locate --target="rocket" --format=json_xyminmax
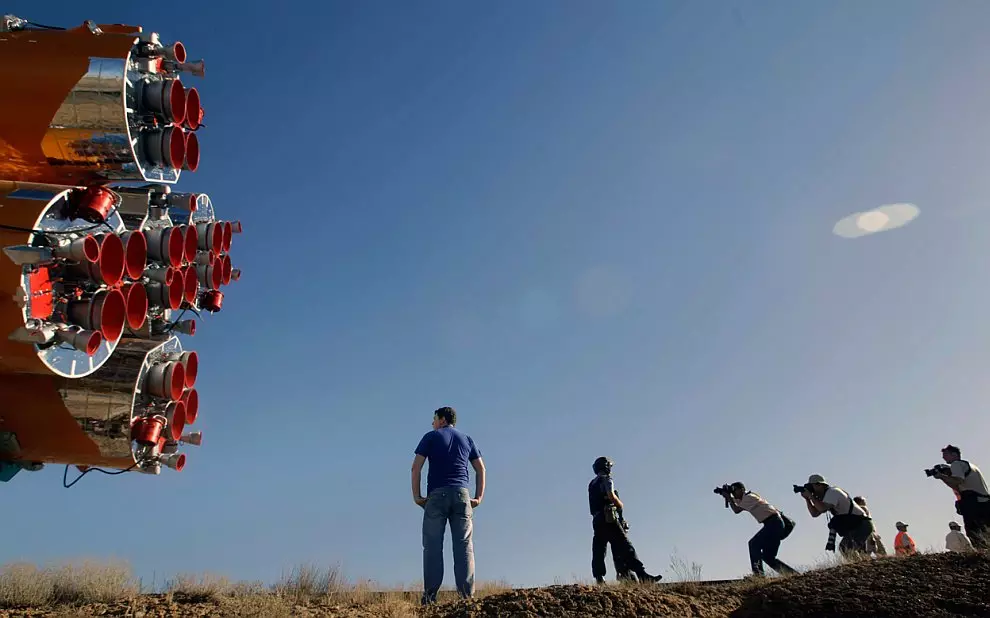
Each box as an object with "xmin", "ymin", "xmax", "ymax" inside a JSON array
[{"xmin": 0, "ymin": 15, "xmax": 238, "ymax": 483}]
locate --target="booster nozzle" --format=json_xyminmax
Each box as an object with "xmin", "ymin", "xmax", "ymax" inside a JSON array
[{"xmin": 179, "ymin": 431, "xmax": 202, "ymax": 446}]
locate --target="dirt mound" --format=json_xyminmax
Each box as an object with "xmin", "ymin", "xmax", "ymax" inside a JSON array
[
  {"xmin": 734, "ymin": 552, "xmax": 990, "ymax": 617},
  {"xmin": 427, "ymin": 552, "xmax": 990, "ymax": 618},
  {"xmin": 2, "ymin": 552, "xmax": 988, "ymax": 617},
  {"xmin": 424, "ymin": 584, "xmax": 738, "ymax": 618}
]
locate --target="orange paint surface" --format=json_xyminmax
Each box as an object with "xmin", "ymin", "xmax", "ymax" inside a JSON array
[{"xmin": 0, "ymin": 193, "xmax": 49, "ymax": 374}]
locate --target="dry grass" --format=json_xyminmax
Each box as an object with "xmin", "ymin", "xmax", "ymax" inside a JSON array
[
  {"xmin": 0, "ymin": 558, "xmax": 513, "ymax": 614},
  {"xmin": 0, "ymin": 559, "xmax": 138, "ymax": 608}
]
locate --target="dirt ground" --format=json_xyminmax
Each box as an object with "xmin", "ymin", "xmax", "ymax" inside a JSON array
[{"xmin": 1, "ymin": 552, "xmax": 987, "ymax": 617}]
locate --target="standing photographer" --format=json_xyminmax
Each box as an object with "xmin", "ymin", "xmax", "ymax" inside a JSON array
[
  {"xmin": 716, "ymin": 482, "xmax": 797, "ymax": 576},
  {"xmin": 930, "ymin": 445, "xmax": 990, "ymax": 549},
  {"xmin": 798, "ymin": 474, "xmax": 874, "ymax": 557}
]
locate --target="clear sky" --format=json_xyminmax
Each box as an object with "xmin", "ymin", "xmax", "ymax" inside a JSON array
[{"xmin": 4, "ymin": 0, "xmax": 990, "ymax": 587}]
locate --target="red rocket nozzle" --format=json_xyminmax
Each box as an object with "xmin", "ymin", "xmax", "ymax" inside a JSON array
[
  {"xmin": 201, "ymin": 289, "xmax": 223, "ymax": 313},
  {"xmin": 182, "ymin": 266, "xmax": 199, "ymax": 304},
  {"xmin": 55, "ymin": 328, "xmax": 102, "ymax": 356},
  {"xmin": 53, "ymin": 234, "xmax": 100, "ymax": 263},
  {"xmin": 95, "ymin": 233, "xmax": 126, "ymax": 287},
  {"xmin": 122, "ymin": 282, "xmax": 149, "ymax": 330},
  {"xmin": 183, "ymin": 131, "xmax": 200, "ymax": 172},
  {"xmin": 147, "ymin": 360, "xmax": 186, "ymax": 400},
  {"xmin": 121, "ymin": 231, "xmax": 148, "ymax": 280},
  {"xmin": 142, "ymin": 126, "xmax": 186, "ymax": 169},
  {"xmin": 195, "ymin": 222, "xmax": 222, "ymax": 254},
  {"xmin": 180, "ymin": 387, "xmax": 198, "ymax": 424},
  {"xmin": 68, "ymin": 289, "xmax": 126, "ymax": 344},
  {"xmin": 219, "ymin": 254, "xmax": 232, "ymax": 286},
  {"xmin": 179, "ymin": 351, "xmax": 198, "ymax": 388},
  {"xmin": 183, "ymin": 225, "xmax": 198, "ymax": 264},
  {"xmin": 221, "ymin": 221, "xmax": 232, "ymax": 252},
  {"xmin": 68, "ymin": 187, "xmax": 117, "ymax": 224},
  {"xmin": 164, "ymin": 400, "xmax": 187, "ymax": 441},
  {"xmin": 185, "ymin": 87, "xmax": 202, "ymax": 130},
  {"xmin": 164, "ymin": 41, "xmax": 187, "ymax": 64},
  {"xmin": 161, "ymin": 452, "xmax": 186, "ymax": 471},
  {"xmin": 167, "ymin": 278, "xmax": 183, "ymax": 310},
  {"xmin": 195, "ymin": 264, "xmax": 221, "ymax": 290}
]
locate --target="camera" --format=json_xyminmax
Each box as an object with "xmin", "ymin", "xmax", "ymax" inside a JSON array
[
  {"xmin": 924, "ymin": 464, "xmax": 951, "ymax": 478},
  {"xmin": 713, "ymin": 484, "xmax": 731, "ymax": 496},
  {"xmin": 793, "ymin": 483, "xmax": 811, "ymax": 494}
]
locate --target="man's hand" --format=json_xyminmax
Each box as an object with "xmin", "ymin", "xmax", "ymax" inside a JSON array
[
  {"xmin": 415, "ymin": 496, "xmax": 427, "ymax": 508},
  {"xmin": 470, "ymin": 497, "xmax": 482, "ymax": 508}
]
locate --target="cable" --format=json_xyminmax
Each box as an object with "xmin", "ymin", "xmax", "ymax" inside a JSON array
[{"xmin": 62, "ymin": 461, "xmax": 139, "ymax": 488}]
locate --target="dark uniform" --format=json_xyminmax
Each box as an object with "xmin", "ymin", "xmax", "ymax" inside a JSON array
[{"xmin": 588, "ymin": 457, "xmax": 661, "ymax": 584}]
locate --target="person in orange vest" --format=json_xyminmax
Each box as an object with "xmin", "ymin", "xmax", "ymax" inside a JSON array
[{"xmin": 894, "ymin": 522, "xmax": 917, "ymax": 556}]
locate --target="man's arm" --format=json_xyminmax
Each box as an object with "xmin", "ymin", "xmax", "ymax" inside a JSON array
[
  {"xmin": 727, "ymin": 498, "xmax": 744, "ymax": 514},
  {"xmin": 939, "ymin": 472, "xmax": 964, "ymax": 490},
  {"xmin": 470, "ymin": 456, "xmax": 485, "ymax": 507},
  {"xmin": 411, "ymin": 454, "xmax": 427, "ymax": 507},
  {"xmin": 803, "ymin": 492, "xmax": 826, "ymax": 517}
]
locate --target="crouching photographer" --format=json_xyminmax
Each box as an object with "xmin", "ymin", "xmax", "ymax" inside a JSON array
[
  {"xmin": 796, "ymin": 474, "xmax": 874, "ymax": 557},
  {"xmin": 927, "ymin": 445, "xmax": 990, "ymax": 549},
  {"xmin": 715, "ymin": 482, "xmax": 797, "ymax": 576}
]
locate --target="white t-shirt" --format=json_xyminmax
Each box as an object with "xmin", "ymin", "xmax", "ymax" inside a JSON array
[
  {"xmin": 822, "ymin": 486, "xmax": 868, "ymax": 517},
  {"xmin": 950, "ymin": 460, "xmax": 990, "ymax": 502},
  {"xmin": 946, "ymin": 530, "xmax": 973, "ymax": 552},
  {"xmin": 733, "ymin": 492, "xmax": 779, "ymax": 523}
]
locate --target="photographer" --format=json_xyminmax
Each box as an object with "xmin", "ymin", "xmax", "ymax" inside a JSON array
[
  {"xmin": 929, "ymin": 445, "xmax": 990, "ymax": 549},
  {"xmin": 716, "ymin": 482, "xmax": 797, "ymax": 576},
  {"xmin": 588, "ymin": 456, "xmax": 662, "ymax": 584},
  {"xmin": 798, "ymin": 474, "xmax": 874, "ymax": 557}
]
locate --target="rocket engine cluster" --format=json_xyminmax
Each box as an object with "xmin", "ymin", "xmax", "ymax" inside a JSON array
[{"xmin": 0, "ymin": 15, "xmax": 237, "ymax": 482}]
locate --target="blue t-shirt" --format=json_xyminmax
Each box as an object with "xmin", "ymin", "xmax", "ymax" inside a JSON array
[{"xmin": 415, "ymin": 426, "xmax": 482, "ymax": 494}]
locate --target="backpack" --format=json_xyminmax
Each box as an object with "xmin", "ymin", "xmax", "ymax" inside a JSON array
[{"xmin": 780, "ymin": 512, "xmax": 796, "ymax": 540}]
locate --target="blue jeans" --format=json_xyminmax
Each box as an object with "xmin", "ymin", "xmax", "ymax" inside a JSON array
[
  {"xmin": 749, "ymin": 514, "xmax": 796, "ymax": 575},
  {"xmin": 422, "ymin": 486, "xmax": 475, "ymax": 603}
]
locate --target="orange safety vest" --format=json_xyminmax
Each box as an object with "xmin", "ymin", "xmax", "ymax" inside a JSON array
[{"xmin": 894, "ymin": 531, "xmax": 916, "ymax": 555}]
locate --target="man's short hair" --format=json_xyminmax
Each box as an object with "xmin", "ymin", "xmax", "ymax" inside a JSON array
[
  {"xmin": 942, "ymin": 444, "xmax": 961, "ymax": 455},
  {"xmin": 730, "ymin": 482, "xmax": 746, "ymax": 492},
  {"xmin": 434, "ymin": 406, "xmax": 457, "ymax": 426}
]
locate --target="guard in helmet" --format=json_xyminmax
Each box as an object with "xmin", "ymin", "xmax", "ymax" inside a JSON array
[{"xmin": 588, "ymin": 456, "xmax": 662, "ymax": 584}]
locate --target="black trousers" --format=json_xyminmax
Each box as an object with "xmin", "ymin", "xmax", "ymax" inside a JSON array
[
  {"xmin": 592, "ymin": 516, "xmax": 644, "ymax": 579},
  {"xmin": 960, "ymin": 499, "xmax": 990, "ymax": 549},
  {"xmin": 748, "ymin": 514, "xmax": 796, "ymax": 575}
]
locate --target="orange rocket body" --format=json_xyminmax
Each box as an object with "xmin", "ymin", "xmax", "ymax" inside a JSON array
[{"xmin": 0, "ymin": 16, "xmax": 227, "ymax": 480}]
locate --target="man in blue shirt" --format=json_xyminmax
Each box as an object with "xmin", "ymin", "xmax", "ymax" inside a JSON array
[{"xmin": 411, "ymin": 406, "xmax": 485, "ymax": 605}]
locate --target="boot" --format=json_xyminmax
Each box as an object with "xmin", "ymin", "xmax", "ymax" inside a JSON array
[
  {"xmin": 635, "ymin": 569, "xmax": 662, "ymax": 583},
  {"xmin": 595, "ymin": 576, "xmax": 606, "ymax": 585}
]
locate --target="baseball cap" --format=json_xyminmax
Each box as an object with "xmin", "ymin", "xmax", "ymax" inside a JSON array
[{"xmin": 808, "ymin": 474, "xmax": 827, "ymax": 485}]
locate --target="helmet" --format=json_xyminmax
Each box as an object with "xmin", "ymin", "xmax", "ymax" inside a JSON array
[{"xmin": 593, "ymin": 456, "xmax": 614, "ymax": 475}]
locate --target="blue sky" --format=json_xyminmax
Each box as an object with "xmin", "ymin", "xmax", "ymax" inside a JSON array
[{"xmin": 5, "ymin": 0, "xmax": 990, "ymax": 586}]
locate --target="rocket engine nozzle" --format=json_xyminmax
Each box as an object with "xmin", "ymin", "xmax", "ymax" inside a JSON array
[
  {"xmin": 52, "ymin": 235, "xmax": 100, "ymax": 263},
  {"xmin": 121, "ymin": 230, "xmax": 148, "ymax": 280},
  {"xmin": 121, "ymin": 282, "xmax": 149, "ymax": 331},
  {"xmin": 180, "ymin": 387, "xmax": 198, "ymax": 424},
  {"xmin": 160, "ymin": 452, "xmax": 186, "ymax": 471},
  {"xmin": 67, "ymin": 289, "xmax": 126, "ymax": 344},
  {"xmin": 54, "ymin": 327, "xmax": 102, "ymax": 356},
  {"xmin": 146, "ymin": 360, "xmax": 185, "ymax": 400},
  {"xmin": 179, "ymin": 431, "xmax": 202, "ymax": 446}
]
